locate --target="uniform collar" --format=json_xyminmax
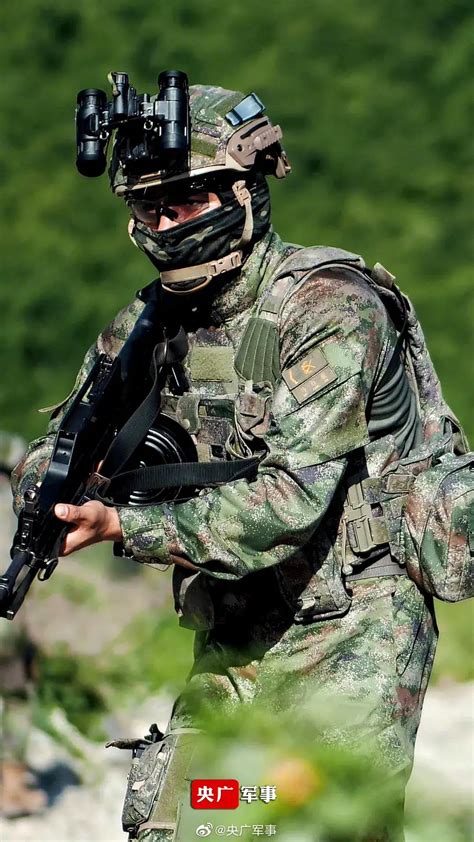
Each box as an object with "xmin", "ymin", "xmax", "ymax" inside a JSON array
[{"xmin": 209, "ymin": 228, "xmax": 290, "ymax": 323}]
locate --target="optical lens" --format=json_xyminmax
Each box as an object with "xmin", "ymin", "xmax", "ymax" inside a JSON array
[
  {"xmin": 128, "ymin": 190, "xmax": 212, "ymax": 227},
  {"xmin": 126, "ymin": 172, "xmax": 245, "ymax": 228}
]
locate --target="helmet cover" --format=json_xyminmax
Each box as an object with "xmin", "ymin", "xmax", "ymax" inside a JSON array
[{"xmin": 110, "ymin": 85, "xmax": 290, "ymax": 195}]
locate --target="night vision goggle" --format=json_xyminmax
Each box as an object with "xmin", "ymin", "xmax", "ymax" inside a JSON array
[{"xmin": 76, "ymin": 70, "xmax": 190, "ymax": 178}]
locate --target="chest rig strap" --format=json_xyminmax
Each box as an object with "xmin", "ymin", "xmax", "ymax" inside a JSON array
[{"xmin": 342, "ymin": 469, "xmax": 414, "ymax": 578}]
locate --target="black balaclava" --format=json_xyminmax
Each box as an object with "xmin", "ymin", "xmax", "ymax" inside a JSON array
[{"xmin": 128, "ymin": 173, "xmax": 271, "ymax": 292}]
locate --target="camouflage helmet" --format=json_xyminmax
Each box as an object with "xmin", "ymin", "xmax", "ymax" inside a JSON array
[{"xmin": 110, "ymin": 84, "xmax": 291, "ymax": 196}]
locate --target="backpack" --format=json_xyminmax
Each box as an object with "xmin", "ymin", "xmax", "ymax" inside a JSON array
[{"xmin": 402, "ymin": 452, "xmax": 474, "ymax": 601}]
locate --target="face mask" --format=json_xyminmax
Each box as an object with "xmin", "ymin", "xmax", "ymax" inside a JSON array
[{"xmin": 129, "ymin": 177, "xmax": 271, "ymax": 271}]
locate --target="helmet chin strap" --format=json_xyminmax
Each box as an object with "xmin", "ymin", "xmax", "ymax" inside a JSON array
[{"xmin": 160, "ymin": 180, "xmax": 254, "ymax": 295}]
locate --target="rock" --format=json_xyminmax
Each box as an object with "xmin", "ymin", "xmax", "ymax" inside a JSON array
[
  {"xmin": 0, "ymin": 761, "xmax": 47, "ymax": 820},
  {"xmin": 406, "ymin": 681, "xmax": 474, "ymax": 806}
]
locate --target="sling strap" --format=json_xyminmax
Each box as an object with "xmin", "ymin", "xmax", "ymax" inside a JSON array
[
  {"xmin": 94, "ymin": 457, "xmax": 260, "ymax": 503},
  {"xmin": 99, "ymin": 328, "xmax": 188, "ymax": 480}
]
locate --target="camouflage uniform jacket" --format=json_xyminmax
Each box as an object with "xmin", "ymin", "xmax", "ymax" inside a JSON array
[{"xmin": 11, "ymin": 228, "xmax": 463, "ymax": 628}]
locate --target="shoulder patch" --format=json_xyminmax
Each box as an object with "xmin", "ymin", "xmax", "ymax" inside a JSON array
[
  {"xmin": 283, "ymin": 347, "xmax": 338, "ymax": 404},
  {"xmin": 283, "ymin": 347, "xmax": 327, "ymax": 389}
]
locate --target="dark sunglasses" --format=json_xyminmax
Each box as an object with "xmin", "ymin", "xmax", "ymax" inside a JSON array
[{"xmin": 126, "ymin": 173, "xmax": 245, "ymax": 226}]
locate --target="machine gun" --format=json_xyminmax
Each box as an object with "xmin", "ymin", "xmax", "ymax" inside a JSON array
[{"xmin": 0, "ymin": 293, "xmax": 194, "ymax": 620}]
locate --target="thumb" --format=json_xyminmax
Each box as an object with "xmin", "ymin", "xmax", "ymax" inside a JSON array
[{"xmin": 55, "ymin": 504, "xmax": 81, "ymax": 523}]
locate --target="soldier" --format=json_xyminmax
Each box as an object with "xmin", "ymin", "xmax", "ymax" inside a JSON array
[{"xmin": 11, "ymin": 80, "xmax": 469, "ymax": 840}]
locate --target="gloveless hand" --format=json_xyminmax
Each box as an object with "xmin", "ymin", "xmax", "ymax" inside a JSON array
[{"xmin": 54, "ymin": 501, "xmax": 122, "ymax": 556}]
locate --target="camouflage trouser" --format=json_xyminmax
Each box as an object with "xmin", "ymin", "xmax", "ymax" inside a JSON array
[{"xmin": 125, "ymin": 575, "xmax": 437, "ymax": 841}]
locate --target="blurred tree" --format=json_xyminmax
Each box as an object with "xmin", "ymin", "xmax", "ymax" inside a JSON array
[{"xmin": 0, "ymin": 0, "xmax": 472, "ymax": 439}]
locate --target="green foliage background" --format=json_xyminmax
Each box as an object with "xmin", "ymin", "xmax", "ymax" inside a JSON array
[
  {"xmin": 1, "ymin": 0, "xmax": 472, "ymax": 725},
  {"xmin": 1, "ymin": 0, "xmax": 472, "ymax": 443}
]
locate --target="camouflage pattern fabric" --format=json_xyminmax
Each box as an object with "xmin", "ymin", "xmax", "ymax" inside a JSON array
[
  {"xmin": 125, "ymin": 572, "xmax": 433, "ymax": 841},
  {"xmin": 110, "ymin": 85, "xmax": 283, "ymax": 196},
  {"xmin": 403, "ymin": 452, "xmax": 474, "ymax": 601},
  {"xmin": 171, "ymin": 575, "xmax": 435, "ymax": 761},
  {"xmin": 11, "ymin": 231, "xmax": 285, "ymax": 511},
  {"xmin": 114, "ymin": 243, "xmax": 440, "ymax": 587},
  {"xmin": 11, "ymin": 228, "xmax": 465, "ymax": 840},
  {"xmin": 168, "ymin": 576, "xmax": 433, "ymax": 842}
]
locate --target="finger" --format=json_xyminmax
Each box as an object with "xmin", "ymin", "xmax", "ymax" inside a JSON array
[
  {"xmin": 60, "ymin": 532, "xmax": 87, "ymax": 556},
  {"xmin": 59, "ymin": 524, "xmax": 95, "ymax": 556},
  {"xmin": 54, "ymin": 504, "xmax": 84, "ymax": 523}
]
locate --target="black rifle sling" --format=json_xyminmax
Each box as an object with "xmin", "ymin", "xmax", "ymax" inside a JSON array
[
  {"xmin": 99, "ymin": 338, "xmax": 172, "ymax": 479},
  {"xmin": 103, "ymin": 457, "xmax": 260, "ymax": 500}
]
